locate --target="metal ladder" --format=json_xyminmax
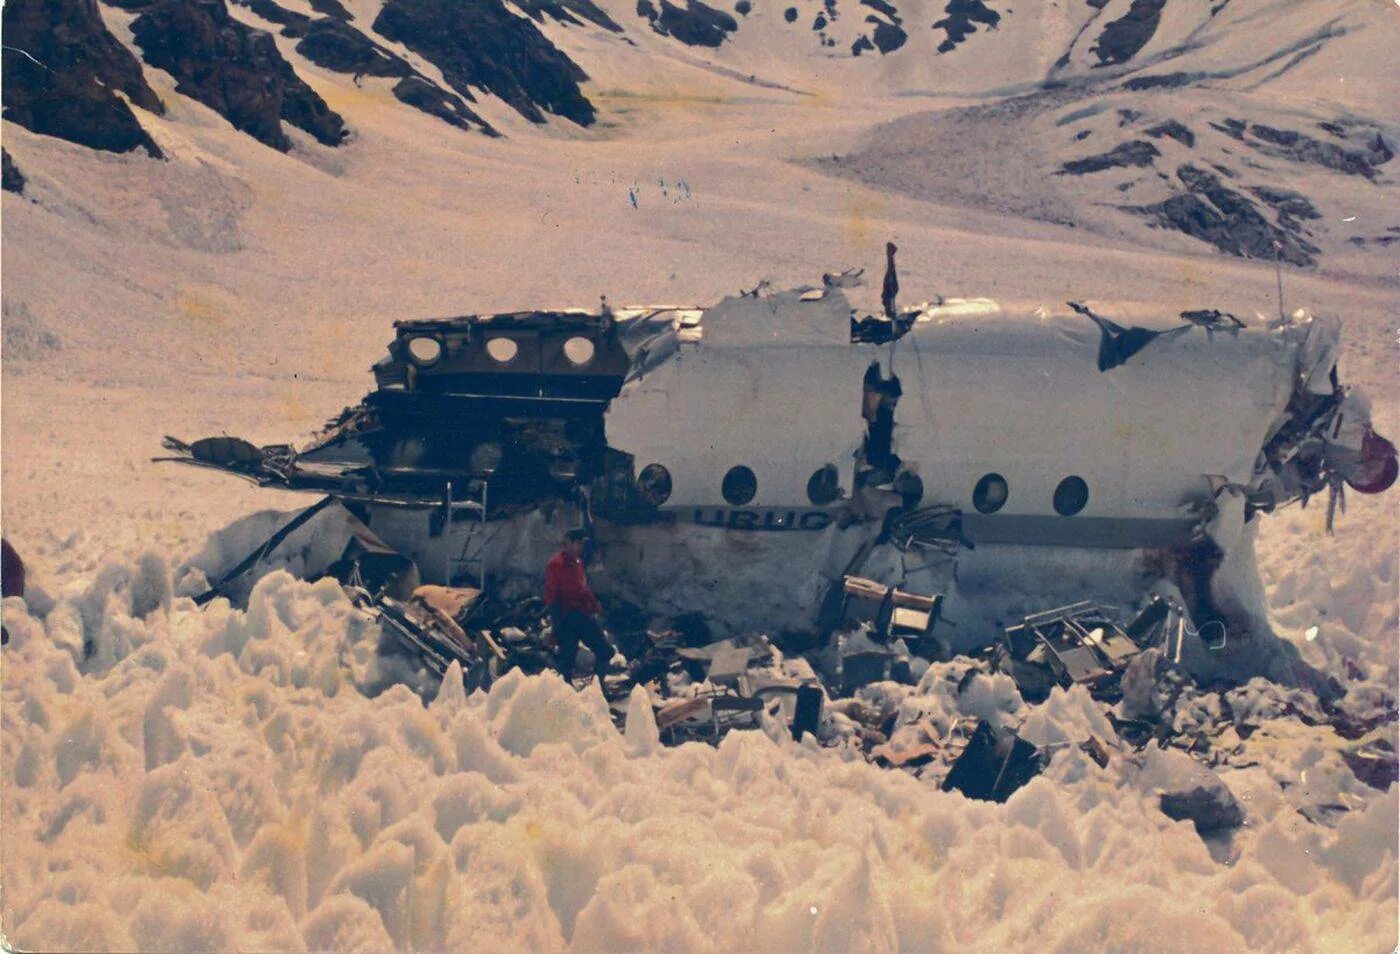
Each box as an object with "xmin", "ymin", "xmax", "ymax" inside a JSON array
[{"xmin": 445, "ymin": 479, "xmax": 492, "ymax": 587}]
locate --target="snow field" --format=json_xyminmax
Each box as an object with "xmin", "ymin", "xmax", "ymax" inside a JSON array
[{"xmin": 2, "ymin": 560, "xmax": 1396, "ymax": 951}]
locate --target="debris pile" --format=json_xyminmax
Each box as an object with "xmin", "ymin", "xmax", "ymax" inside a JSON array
[{"xmin": 332, "ymin": 552, "xmax": 1395, "ymax": 830}]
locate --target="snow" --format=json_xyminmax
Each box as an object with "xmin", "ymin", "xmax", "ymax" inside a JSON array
[
  {"xmin": 3, "ymin": 577, "xmax": 1395, "ymax": 950},
  {"xmin": 3, "ymin": 0, "xmax": 1397, "ymax": 947}
]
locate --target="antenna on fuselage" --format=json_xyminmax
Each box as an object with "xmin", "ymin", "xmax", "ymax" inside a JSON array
[{"xmin": 882, "ymin": 241, "xmax": 899, "ymax": 374}]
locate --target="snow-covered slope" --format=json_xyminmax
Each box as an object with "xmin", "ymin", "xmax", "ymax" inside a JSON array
[{"xmin": 2, "ymin": 0, "xmax": 1397, "ymax": 948}]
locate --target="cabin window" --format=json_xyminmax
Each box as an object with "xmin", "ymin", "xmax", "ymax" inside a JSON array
[
  {"xmin": 807, "ymin": 464, "xmax": 841, "ymax": 505},
  {"xmin": 405, "ymin": 335, "xmax": 443, "ymax": 366},
  {"xmin": 563, "ymin": 336, "xmax": 596, "ymax": 367},
  {"xmin": 722, "ymin": 465, "xmax": 757, "ymax": 505},
  {"xmin": 637, "ymin": 463, "xmax": 672, "ymax": 506},
  {"xmin": 485, "ymin": 337, "xmax": 519, "ymax": 365},
  {"xmin": 972, "ymin": 473, "xmax": 1009, "ymax": 514},
  {"xmin": 894, "ymin": 470, "xmax": 924, "ymax": 510},
  {"xmin": 1054, "ymin": 476, "xmax": 1089, "ymax": 516}
]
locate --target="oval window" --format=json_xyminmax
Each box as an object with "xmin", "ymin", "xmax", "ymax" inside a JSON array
[
  {"xmin": 637, "ymin": 463, "xmax": 672, "ymax": 506},
  {"xmin": 894, "ymin": 470, "xmax": 924, "ymax": 510},
  {"xmin": 722, "ymin": 465, "xmax": 757, "ymax": 506},
  {"xmin": 806, "ymin": 464, "xmax": 841, "ymax": 505},
  {"xmin": 563, "ymin": 336, "xmax": 596, "ymax": 367},
  {"xmin": 972, "ymin": 473, "xmax": 1009, "ymax": 514},
  {"xmin": 1053, "ymin": 476, "xmax": 1089, "ymax": 516},
  {"xmin": 485, "ymin": 337, "xmax": 519, "ymax": 365},
  {"xmin": 406, "ymin": 335, "xmax": 442, "ymax": 366}
]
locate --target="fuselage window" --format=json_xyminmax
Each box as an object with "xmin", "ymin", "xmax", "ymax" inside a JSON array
[
  {"xmin": 405, "ymin": 335, "xmax": 443, "ymax": 366},
  {"xmin": 563, "ymin": 336, "xmax": 596, "ymax": 367},
  {"xmin": 1054, "ymin": 476, "xmax": 1089, "ymax": 516},
  {"xmin": 485, "ymin": 337, "xmax": 519, "ymax": 365},
  {"xmin": 972, "ymin": 473, "xmax": 1009, "ymax": 514},
  {"xmin": 806, "ymin": 464, "xmax": 841, "ymax": 505},
  {"xmin": 637, "ymin": 463, "xmax": 673, "ymax": 506},
  {"xmin": 722, "ymin": 465, "xmax": 757, "ymax": 506}
]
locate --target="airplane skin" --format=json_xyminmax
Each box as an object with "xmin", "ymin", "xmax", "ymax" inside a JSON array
[{"xmin": 161, "ymin": 272, "xmax": 1395, "ymax": 675}]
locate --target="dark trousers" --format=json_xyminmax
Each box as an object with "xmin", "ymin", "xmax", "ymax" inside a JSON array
[{"xmin": 553, "ymin": 608, "xmax": 616, "ymax": 679}]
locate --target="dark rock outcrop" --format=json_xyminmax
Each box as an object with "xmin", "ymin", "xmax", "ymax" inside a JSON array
[
  {"xmin": 373, "ymin": 0, "xmax": 596, "ymax": 125},
  {"xmin": 2, "ymin": 149, "xmax": 26, "ymax": 194},
  {"xmin": 1132, "ymin": 165, "xmax": 1318, "ymax": 267},
  {"xmin": 932, "ymin": 0, "xmax": 999, "ymax": 54},
  {"xmin": 1, "ymin": 0, "xmax": 164, "ymax": 157},
  {"xmin": 514, "ymin": 0, "xmax": 621, "ymax": 30},
  {"xmin": 392, "ymin": 77, "xmax": 496, "ymax": 134},
  {"xmin": 858, "ymin": 0, "xmax": 907, "ymax": 55},
  {"xmin": 1250, "ymin": 185, "xmax": 1319, "ymax": 233},
  {"xmin": 636, "ymin": 0, "xmax": 737, "ymax": 48},
  {"xmin": 308, "ymin": 0, "xmax": 351, "ymax": 18},
  {"xmin": 1092, "ymin": 0, "xmax": 1165, "ymax": 66},
  {"xmin": 1059, "ymin": 139, "xmax": 1159, "ymax": 175},
  {"xmin": 872, "ymin": 21, "xmax": 907, "ymax": 52},
  {"xmin": 128, "ymin": 0, "xmax": 347, "ymax": 151},
  {"xmin": 1145, "ymin": 119, "xmax": 1194, "ymax": 147},
  {"xmin": 297, "ymin": 18, "xmax": 411, "ymax": 77},
  {"xmin": 230, "ymin": 0, "xmax": 312, "ymax": 36},
  {"xmin": 290, "ymin": 18, "xmax": 495, "ymax": 134},
  {"xmin": 1159, "ymin": 782, "xmax": 1244, "ymax": 834},
  {"xmin": 1247, "ymin": 124, "xmax": 1392, "ymax": 180},
  {"xmin": 1210, "ymin": 117, "xmax": 1246, "ymax": 140}
]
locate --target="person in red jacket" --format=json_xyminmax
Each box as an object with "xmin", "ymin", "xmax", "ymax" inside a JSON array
[{"xmin": 545, "ymin": 528, "xmax": 620, "ymax": 680}]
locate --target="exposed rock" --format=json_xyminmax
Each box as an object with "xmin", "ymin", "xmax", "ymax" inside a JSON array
[
  {"xmin": 1145, "ymin": 119, "xmax": 1194, "ymax": 148},
  {"xmin": 308, "ymin": 0, "xmax": 351, "ymax": 18},
  {"xmin": 1249, "ymin": 185, "xmax": 1319, "ymax": 233},
  {"xmin": 296, "ymin": 18, "xmax": 411, "ymax": 77},
  {"xmin": 392, "ymin": 76, "xmax": 496, "ymax": 135},
  {"xmin": 869, "ymin": 20, "xmax": 907, "ymax": 53},
  {"xmin": 1122, "ymin": 72, "xmax": 1196, "ymax": 91},
  {"xmin": 1059, "ymin": 139, "xmax": 1159, "ymax": 175},
  {"xmin": 230, "ymin": 0, "xmax": 312, "ymax": 36},
  {"xmin": 2, "ymin": 0, "xmax": 164, "ymax": 157},
  {"xmin": 373, "ymin": 0, "xmax": 596, "ymax": 125},
  {"xmin": 1247, "ymin": 123, "xmax": 1392, "ymax": 180},
  {"xmin": 1131, "ymin": 165, "xmax": 1317, "ymax": 267},
  {"xmin": 513, "ymin": 0, "xmax": 621, "ymax": 30},
  {"xmin": 1139, "ymin": 745, "xmax": 1244, "ymax": 835},
  {"xmin": 1159, "ymin": 782, "xmax": 1244, "ymax": 834},
  {"xmin": 1, "ymin": 149, "xmax": 24, "ymax": 194},
  {"xmin": 636, "ymin": 0, "xmax": 737, "ymax": 48},
  {"xmin": 1209, "ymin": 117, "xmax": 1246, "ymax": 140},
  {"xmin": 1092, "ymin": 0, "xmax": 1165, "ymax": 66},
  {"xmin": 129, "ymin": 0, "xmax": 347, "ymax": 151},
  {"xmin": 932, "ymin": 0, "xmax": 999, "ymax": 54},
  {"xmin": 290, "ymin": 17, "xmax": 494, "ymax": 134}
]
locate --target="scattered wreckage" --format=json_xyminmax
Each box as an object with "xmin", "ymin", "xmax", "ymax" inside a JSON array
[
  {"xmin": 160, "ymin": 252, "xmax": 1394, "ymax": 656},
  {"xmin": 158, "ymin": 250, "xmax": 1396, "ymax": 815}
]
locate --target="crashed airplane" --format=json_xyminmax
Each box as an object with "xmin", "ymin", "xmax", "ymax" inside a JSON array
[{"xmin": 160, "ymin": 257, "xmax": 1396, "ymax": 682}]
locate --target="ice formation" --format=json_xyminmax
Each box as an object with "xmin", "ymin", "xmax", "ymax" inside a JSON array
[{"xmin": 2, "ymin": 557, "xmax": 1396, "ymax": 951}]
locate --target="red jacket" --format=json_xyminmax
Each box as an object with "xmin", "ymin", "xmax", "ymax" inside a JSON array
[{"xmin": 544, "ymin": 551, "xmax": 602, "ymax": 616}]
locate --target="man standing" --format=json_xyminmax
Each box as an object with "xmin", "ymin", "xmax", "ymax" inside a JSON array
[{"xmin": 545, "ymin": 528, "xmax": 621, "ymax": 680}]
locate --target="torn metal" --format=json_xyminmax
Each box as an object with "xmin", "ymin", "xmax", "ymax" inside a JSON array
[{"xmin": 160, "ymin": 253, "xmax": 1396, "ymax": 675}]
